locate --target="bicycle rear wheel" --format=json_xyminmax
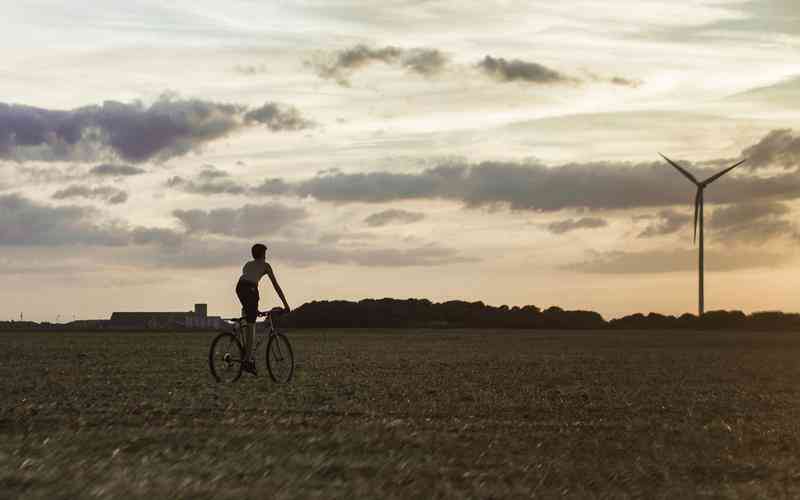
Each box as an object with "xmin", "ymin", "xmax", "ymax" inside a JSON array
[
  {"xmin": 209, "ymin": 332, "xmax": 244, "ymax": 383},
  {"xmin": 266, "ymin": 333, "xmax": 294, "ymax": 383}
]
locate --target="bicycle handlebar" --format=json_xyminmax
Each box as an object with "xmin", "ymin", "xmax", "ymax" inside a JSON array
[{"xmin": 258, "ymin": 307, "xmax": 288, "ymax": 317}]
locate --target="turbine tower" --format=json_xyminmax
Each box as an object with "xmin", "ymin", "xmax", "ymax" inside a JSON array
[{"xmin": 659, "ymin": 153, "xmax": 747, "ymax": 316}]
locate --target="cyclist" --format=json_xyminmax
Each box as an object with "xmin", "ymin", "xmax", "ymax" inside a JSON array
[{"xmin": 236, "ymin": 243, "xmax": 291, "ymax": 373}]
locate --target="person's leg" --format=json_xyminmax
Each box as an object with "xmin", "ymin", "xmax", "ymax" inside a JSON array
[
  {"xmin": 246, "ymin": 324, "xmax": 256, "ymax": 361},
  {"xmin": 237, "ymin": 281, "xmax": 257, "ymax": 368},
  {"xmin": 245, "ymin": 285, "xmax": 260, "ymax": 364}
]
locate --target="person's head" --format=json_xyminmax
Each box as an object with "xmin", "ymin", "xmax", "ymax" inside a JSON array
[{"xmin": 251, "ymin": 243, "xmax": 267, "ymax": 260}]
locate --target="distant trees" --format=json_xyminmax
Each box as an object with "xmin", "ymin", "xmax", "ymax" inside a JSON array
[
  {"xmin": 606, "ymin": 309, "xmax": 800, "ymax": 331},
  {"xmin": 279, "ymin": 299, "xmax": 800, "ymax": 331},
  {"xmin": 281, "ymin": 298, "xmax": 604, "ymax": 330}
]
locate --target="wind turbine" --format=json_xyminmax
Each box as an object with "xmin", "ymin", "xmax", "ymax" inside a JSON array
[{"xmin": 659, "ymin": 153, "xmax": 747, "ymax": 316}]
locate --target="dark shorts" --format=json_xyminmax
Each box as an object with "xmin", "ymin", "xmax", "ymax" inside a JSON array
[{"xmin": 236, "ymin": 280, "xmax": 259, "ymax": 323}]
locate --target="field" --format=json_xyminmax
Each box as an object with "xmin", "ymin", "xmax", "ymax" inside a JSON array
[{"xmin": 1, "ymin": 328, "xmax": 799, "ymax": 499}]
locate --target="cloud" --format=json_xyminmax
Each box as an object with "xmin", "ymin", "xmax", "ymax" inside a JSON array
[
  {"xmin": 0, "ymin": 94, "xmax": 313, "ymax": 163},
  {"xmin": 636, "ymin": 201, "xmax": 799, "ymax": 244},
  {"xmin": 252, "ymin": 178, "xmax": 292, "ymax": 196},
  {"xmin": 89, "ymin": 163, "xmax": 146, "ymax": 177},
  {"xmin": 0, "ymin": 193, "xmax": 470, "ymax": 269},
  {"xmin": 243, "ymin": 102, "xmax": 315, "ymax": 131},
  {"xmin": 740, "ymin": 129, "xmax": 800, "ymax": 170},
  {"xmin": 172, "ymin": 203, "xmax": 308, "ymax": 237},
  {"xmin": 566, "ymin": 248, "xmax": 792, "ymax": 274},
  {"xmin": 637, "ymin": 209, "xmax": 692, "ymax": 238},
  {"xmin": 546, "ymin": 217, "xmax": 607, "ymax": 234},
  {"xmin": 150, "ymin": 236, "xmax": 471, "ymax": 269},
  {"xmin": 609, "ymin": 76, "xmax": 643, "ymax": 88},
  {"xmin": 344, "ymin": 245, "xmax": 473, "ymax": 267},
  {"xmin": 709, "ymin": 202, "xmax": 798, "ymax": 244},
  {"xmin": 730, "ymin": 75, "xmax": 800, "ymax": 107},
  {"xmin": 271, "ymin": 158, "xmax": 800, "ymax": 212},
  {"xmin": 229, "ymin": 130, "xmax": 800, "ymax": 211},
  {"xmin": 364, "ymin": 209, "xmax": 425, "ymax": 227},
  {"xmin": 129, "ymin": 227, "xmax": 185, "ymax": 248},
  {"xmin": 14, "ymin": 165, "xmax": 85, "ymax": 184},
  {"xmin": 0, "ymin": 193, "xmax": 129, "ymax": 246},
  {"xmin": 52, "ymin": 185, "xmax": 129, "ymax": 205},
  {"xmin": 400, "ymin": 49, "xmax": 448, "ymax": 76},
  {"xmin": 710, "ymin": 202, "xmax": 790, "ymax": 229},
  {"xmin": 308, "ymin": 46, "xmax": 637, "ymax": 90},
  {"xmin": 166, "ymin": 165, "xmax": 247, "ymax": 195},
  {"xmin": 477, "ymin": 55, "xmax": 574, "ymax": 84},
  {"xmin": 309, "ymin": 44, "xmax": 448, "ymax": 85}
]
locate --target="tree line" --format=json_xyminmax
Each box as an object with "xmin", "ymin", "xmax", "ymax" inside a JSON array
[{"xmin": 279, "ymin": 298, "xmax": 800, "ymax": 331}]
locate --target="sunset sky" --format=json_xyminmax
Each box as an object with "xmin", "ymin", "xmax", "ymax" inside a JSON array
[{"xmin": 1, "ymin": 0, "xmax": 799, "ymax": 321}]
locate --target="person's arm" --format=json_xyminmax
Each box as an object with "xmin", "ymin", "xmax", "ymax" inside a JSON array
[{"xmin": 265, "ymin": 264, "xmax": 290, "ymax": 312}]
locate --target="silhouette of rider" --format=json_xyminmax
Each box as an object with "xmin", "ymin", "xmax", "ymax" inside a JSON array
[{"xmin": 236, "ymin": 243, "xmax": 290, "ymax": 373}]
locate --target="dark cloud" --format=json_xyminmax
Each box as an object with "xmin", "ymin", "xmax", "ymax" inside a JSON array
[
  {"xmin": 231, "ymin": 130, "xmax": 800, "ymax": 211},
  {"xmin": 740, "ymin": 129, "xmax": 800, "ymax": 169},
  {"xmin": 196, "ymin": 165, "xmax": 231, "ymax": 180},
  {"xmin": 709, "ymin": 202, "xmax": 798, "ymax": 244},
  {"xmin": 244, "ymin": 102, "xmax": 315, "ymax": 131},
  {"xmin": 273, "ymin": 159, "xmax": 800, "ymax": 212},
  {"xmin": 172, "ymin": 203, "xmax": 308, "ymax": 237},
  {"xmin": 251, "ymin": 178, "xmax": 292, "ymax": 196},
  {"xmin": 636, "ymin": 202, "xmax": 799, "ymax": 244},
  {"xmin": 710, "ymin": 202, "xmax": 790, "ymax": 229},
  {"xmin": 157, "ymin": 130, "xmax": 800, "ymax": 213},
  {"xmin": 546, "ymin": 217, "xmax": 607, "ymax": 234},
  {"xmin": 0, "ymin": 94, "xmax": 313, "ymax": 163},
  {"xmin": 401, "ymin": 49, "xmax": 448, "ymax": 76},
  {"xmin": 89, "ymin": 163, "xmax": 146, "ymax": 177},
  {"xmin": 638, "ymin": 209, "xmax": 692, "ymax": 238},
  {"xmin": 477, "ymin": 55, "xmax": 574, "ymax": 84},
  {"xmin": 52, "ymin": 185, "xmax": 128, "ymax": 205},
  {"xmin": 364, "ymin": 209, "xmax": 425, "ymax": 227},
  {"xmin": 566, "ymin": 248, "xmax": 792, "ymax": 274},
  {"xmin": 310, "ymin": 44, "xmax": 448, "ymax": 85},
  {"xmin": 0, "ymin": 193, "xmax": 129, "ymax": 246},
  {"xmin": 0, "ymin": 193, "xmax": 468, "ymax": 268}
]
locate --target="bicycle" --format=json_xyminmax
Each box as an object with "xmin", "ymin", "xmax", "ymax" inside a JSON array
[{"xmin": 208, "ymin": 306, "xmax": 294, "ymax": 384}]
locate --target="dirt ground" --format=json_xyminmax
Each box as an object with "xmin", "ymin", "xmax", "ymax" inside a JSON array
[{"xmin": 1, "ymin": 328, "xmax": 799, "ymax": 499}]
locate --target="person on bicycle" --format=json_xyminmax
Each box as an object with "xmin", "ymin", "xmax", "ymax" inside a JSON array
[{"xmin": 236, "ymin": 243, "xmax": 290, "ymax": 373}]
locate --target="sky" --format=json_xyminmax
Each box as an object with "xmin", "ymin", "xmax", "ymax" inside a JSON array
[{"xmin": 1, "ymin": 0, "xmax": 799, "ymax": 321}]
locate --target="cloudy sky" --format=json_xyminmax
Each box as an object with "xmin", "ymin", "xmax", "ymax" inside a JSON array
[{"xmin": 1, "ymin": 0, "xmax": 799, "ymax": 321}]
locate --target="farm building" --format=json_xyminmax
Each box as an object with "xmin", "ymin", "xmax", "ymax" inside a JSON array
[{"xmin": 110, "ymin": 304, "xmax": 224, "ymax": 329}]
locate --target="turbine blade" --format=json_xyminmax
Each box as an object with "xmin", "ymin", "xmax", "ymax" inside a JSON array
[
  {"xmin": 693, "ymin": 189, "xmax": 701, "ymax": 244},
  {"xmin": 659, "ymin": 153, "xmax": 699, "ymax": 184},
  {"xmin": 702, "ymin": 158, "xmax": 747, "ymax": 185}
]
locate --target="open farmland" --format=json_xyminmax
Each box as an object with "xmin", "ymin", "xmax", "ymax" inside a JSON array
[{"xmin": 1, "ymin": 329, "xmax": 799, "ymax": 499}]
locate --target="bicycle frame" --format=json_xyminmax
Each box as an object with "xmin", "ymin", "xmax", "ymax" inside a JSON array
[{"xmin": 230, "ymin": 313, "xmax": 279, "ymax": 354}]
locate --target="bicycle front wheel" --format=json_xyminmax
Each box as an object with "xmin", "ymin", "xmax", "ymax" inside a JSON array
[
  {"xmin": 209, "ymin": 332, "xmax": 244, "ymax": 383},
  {"xmin": 266, "ymin": 333, "xmax": 294, "ymax": 383}
]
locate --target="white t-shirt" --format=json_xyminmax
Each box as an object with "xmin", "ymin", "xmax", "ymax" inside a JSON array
[{"xmin": 240, "ymin": 260, "xmax": 269, "ymax": 284}]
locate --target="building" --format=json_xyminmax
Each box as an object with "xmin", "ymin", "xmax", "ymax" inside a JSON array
[{"xmin": 109, "ymin": 303, "xmax": 224, "ymax": 330}]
